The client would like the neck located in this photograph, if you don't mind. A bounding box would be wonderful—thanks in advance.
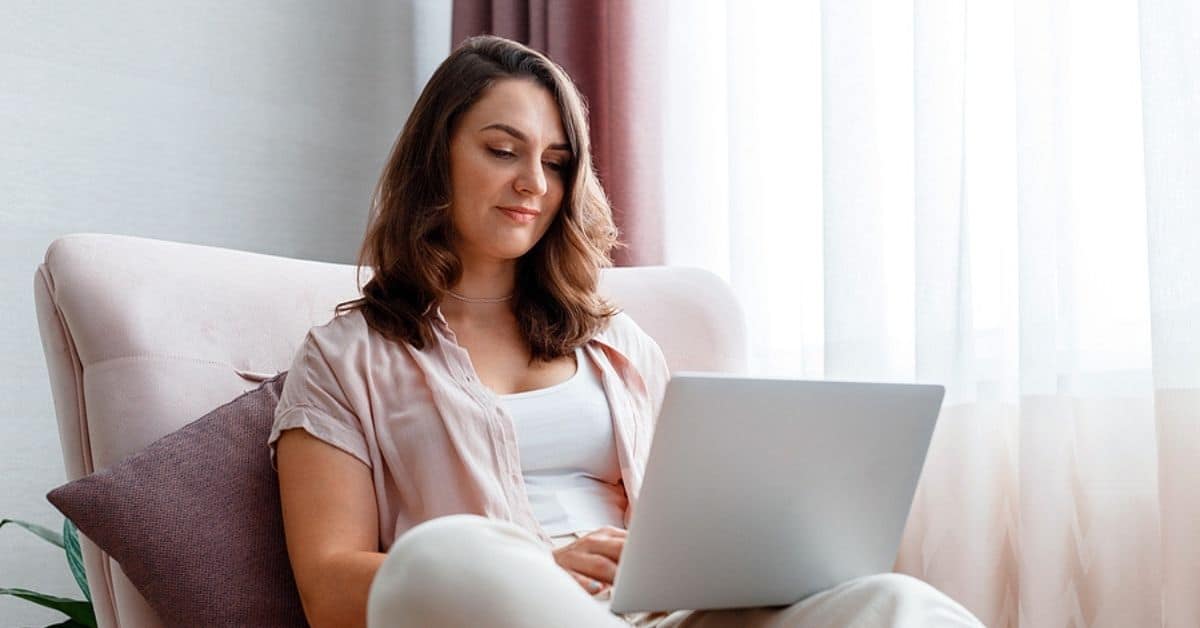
[453,256,517,299]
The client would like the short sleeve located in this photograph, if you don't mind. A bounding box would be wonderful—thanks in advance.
[268,327,371,468]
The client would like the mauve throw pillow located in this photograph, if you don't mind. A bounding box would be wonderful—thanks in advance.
[47,373,309,627]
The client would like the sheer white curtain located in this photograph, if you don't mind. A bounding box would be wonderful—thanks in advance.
[659,1,1199,626]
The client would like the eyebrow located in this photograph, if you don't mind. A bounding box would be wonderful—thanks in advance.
[480,123,571,153]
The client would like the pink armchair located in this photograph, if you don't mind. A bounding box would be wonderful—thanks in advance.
[34,233,746,627]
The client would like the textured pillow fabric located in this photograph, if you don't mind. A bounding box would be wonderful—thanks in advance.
[47,373,309,627]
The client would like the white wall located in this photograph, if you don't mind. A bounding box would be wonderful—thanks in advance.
[0,2,449,624]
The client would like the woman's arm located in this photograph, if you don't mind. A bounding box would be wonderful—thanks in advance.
[276,428,385,628]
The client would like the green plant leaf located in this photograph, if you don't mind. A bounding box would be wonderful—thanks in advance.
[0,588,96,627]
[62,519,91,602]
[0,518,64,548]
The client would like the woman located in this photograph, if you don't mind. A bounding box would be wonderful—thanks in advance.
[271,35,982,628]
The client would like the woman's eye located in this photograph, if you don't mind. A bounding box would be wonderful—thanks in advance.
[489,148,517,159]
[544,161,565,173]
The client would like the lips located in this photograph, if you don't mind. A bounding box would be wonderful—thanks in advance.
[497,206,540,225]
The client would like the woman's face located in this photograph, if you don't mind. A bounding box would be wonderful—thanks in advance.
[446,78,570,265]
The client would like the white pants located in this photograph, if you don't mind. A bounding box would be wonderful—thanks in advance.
[367,515,983,628]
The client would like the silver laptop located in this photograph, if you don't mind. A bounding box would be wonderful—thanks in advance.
[609,373,943,614]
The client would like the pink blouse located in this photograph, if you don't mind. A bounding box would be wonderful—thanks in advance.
[268,308,670,549]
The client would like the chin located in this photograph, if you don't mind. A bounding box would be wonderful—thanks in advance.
[490,241,539,261]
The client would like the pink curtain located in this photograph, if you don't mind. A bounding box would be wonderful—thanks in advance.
[452,0,665,266]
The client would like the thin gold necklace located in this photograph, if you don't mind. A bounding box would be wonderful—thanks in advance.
[445,289,513,304]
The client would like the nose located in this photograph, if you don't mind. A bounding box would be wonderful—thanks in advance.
[514,157,549,197]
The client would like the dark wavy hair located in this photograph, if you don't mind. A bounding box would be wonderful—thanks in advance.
[337,35,619,361]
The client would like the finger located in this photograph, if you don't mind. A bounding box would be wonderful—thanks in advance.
[560,552,618,584]
[597,525,627,537]
[568,569,607,595]
[580,535,625,562]
[583,526,626,541]
[560,551,617,581]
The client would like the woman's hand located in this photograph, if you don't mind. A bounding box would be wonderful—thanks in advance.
[552,526,627,594]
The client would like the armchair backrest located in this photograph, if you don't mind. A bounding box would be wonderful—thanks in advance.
[34,233,746,627]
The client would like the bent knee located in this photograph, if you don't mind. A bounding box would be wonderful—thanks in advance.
[390,514,493,556]
[367,515,553,627]
[854,573,939,598]
[378,515,521,586]
[848,573,981,626]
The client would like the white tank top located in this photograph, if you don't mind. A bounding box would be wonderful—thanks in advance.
[498,348,628,536]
